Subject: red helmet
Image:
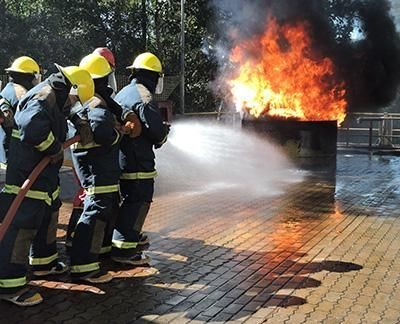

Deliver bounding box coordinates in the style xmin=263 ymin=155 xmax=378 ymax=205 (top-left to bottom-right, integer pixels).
xmin=93 ymin=47 xmax=115 ymax=68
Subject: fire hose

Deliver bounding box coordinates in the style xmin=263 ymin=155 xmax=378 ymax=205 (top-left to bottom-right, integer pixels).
xmin=0 ymin=135 xmax=81 ymax=243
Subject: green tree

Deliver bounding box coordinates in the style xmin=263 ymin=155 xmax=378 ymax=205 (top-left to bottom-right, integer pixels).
xmin=144 ymin=0 xmax=219 ymax=112
xmin=0 ymin=0 xmax=221 ymax=113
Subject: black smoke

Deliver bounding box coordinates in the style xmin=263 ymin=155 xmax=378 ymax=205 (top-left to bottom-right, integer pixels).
xmin=211 ymin=0 xmax=400 ymax=112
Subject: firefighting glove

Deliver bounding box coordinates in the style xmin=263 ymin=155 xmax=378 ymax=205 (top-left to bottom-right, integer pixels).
xmin=49 ymin=147 xmax=64 ymax=164
xmin=75 ymin=118 xmax=94 ymax=146
xmin=63 ymin=94 xmax=80 ymax=118
xmin=0 ymin=109 xmax=14 ymax=128
xmin=69 ymin=103 xmax=94 ymax=146
xmin=122 ymin=112 xmax=142 ymax=138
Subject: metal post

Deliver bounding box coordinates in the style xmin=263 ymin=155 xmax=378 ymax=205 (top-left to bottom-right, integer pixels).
xmin=180 ymin=0 xmax=185 ymax=114
xmin=389 ymin=118 xmax=394 ymax=146
xmin=369 ymin=121 xmax=373 ymax=154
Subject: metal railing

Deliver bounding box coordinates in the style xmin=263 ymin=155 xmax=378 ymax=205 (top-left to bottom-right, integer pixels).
xmin=338 ymin=112 xmax=400 ymax=152
xmin=202 ymin=111 xmax=400 ymax=153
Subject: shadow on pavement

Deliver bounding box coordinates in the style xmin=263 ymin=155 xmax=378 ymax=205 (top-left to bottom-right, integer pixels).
xmin=0 ymin=232 xmax=363 ymax=323
xmin=0 ymin=160 xmax=368 ymax=323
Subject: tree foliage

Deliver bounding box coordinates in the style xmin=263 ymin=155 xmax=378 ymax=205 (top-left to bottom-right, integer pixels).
xmin=0 ymin=0 xmax=219 ymax=112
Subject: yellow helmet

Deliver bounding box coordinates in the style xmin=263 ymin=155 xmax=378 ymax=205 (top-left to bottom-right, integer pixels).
xmin=79 ymin=53 xmax=112 ymax=79
xmin=5 ymin=56 xmax=40 ymax=74
xmin=54 ymin=64 xmax=94 ymax=104
xmin=127 ymin=52 xmax=162 ymax=73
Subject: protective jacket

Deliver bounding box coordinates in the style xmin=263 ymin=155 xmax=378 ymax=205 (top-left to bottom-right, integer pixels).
xmin=0 ymin=77 xmax=68 ymax=295
xmin=71 ymin=94 xmax=121 ymax=192
xmin=115 ymin=79 xmax=168 ymax=180
xmin=0 ymin=82 xmax=28 ymax=159
xmin=70 ymin=94 xmax=121 ymax=275
xmin=66 ymin=85 xmax=122 ymax=254
xmin=112 ymin=79 xmax=167 ymax=256
xmin=5 ymin=80 xmax=66 ymax=203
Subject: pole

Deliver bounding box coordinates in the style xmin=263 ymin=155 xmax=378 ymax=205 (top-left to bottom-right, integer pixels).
xmin=142 ymin=0 xmax=147 ymax=48
xmin=180 ymin=0 xmax=185 ymax=114
xmin=368 ymin=121 xmax=373 ymax=155
xmin=0 ymin=135 xmax=80 ymax=243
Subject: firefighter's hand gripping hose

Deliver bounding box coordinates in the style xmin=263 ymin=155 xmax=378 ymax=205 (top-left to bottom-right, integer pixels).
xmin=0 ymin=135 xmax=81 ymax=243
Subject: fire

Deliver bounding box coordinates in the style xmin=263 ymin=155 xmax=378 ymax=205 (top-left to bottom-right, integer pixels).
xmin=228 ymin=18 xmax=347 ymax=124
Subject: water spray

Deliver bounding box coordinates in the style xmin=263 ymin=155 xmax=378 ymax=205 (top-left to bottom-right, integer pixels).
xmin=155 ymin=120 xmax=304 ymax=197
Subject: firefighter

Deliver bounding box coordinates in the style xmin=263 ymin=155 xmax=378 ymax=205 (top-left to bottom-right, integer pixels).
xmin=68 ymin=53 xmax=127 ymax=283
xmin=0 ymin=65 xmax=94 ymax=306
xmin=0 ymin=57 xmax=41 ymax=222
xmin=66 ymin=48 xmax=139 ymax=257
xmin=66 ymin=47 xmax=119 ymax=251
xmin=111 ymin=52 xmax=169 ymax=265
xmin=0 ymin=56 xmax=41 ymax=162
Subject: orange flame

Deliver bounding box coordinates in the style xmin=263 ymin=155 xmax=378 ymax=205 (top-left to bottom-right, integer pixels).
xmin=228 ymin=18 xmax=347 ymax=124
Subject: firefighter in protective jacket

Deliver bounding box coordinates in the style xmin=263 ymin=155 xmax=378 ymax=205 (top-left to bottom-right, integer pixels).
xmin=0 ymin=56 xmax=41 ymax=163
xmin=112 ymin=52 xmax=169 ymax=265
xmin=0 ymin=65 xmax=94 ymax=306
xmin=69 ymin=53 xmax=123 ymax=283
xmin=66 ymin=47 xmax=121 ymax=250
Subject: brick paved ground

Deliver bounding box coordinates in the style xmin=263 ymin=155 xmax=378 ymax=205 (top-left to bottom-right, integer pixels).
xmin=1 ymin=154 xmax=400 ymax=323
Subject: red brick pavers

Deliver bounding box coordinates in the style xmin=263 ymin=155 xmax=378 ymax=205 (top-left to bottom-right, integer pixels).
xmin=1 ymin=155 xmax=400 ymax=323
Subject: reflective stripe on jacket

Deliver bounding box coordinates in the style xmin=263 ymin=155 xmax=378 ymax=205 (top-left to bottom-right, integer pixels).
xmin=4 ymin=184 xmax=60 ymax=206
xmin=120 ymin=171 xmax=158 ymax=180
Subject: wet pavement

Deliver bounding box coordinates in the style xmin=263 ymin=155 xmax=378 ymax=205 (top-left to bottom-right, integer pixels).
xmin=1 ymin=153 xmax=400 ymax=323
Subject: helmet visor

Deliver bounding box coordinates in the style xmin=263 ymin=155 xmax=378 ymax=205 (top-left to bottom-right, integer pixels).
xmin=155 ymin=74 xmax=164 ymax=95
xmin=108 ymin=72 xmax=118 ymax=94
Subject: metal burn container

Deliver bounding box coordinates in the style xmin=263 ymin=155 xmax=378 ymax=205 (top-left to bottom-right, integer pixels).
xmin=241 ymin=116 xmax=338 ymax=171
